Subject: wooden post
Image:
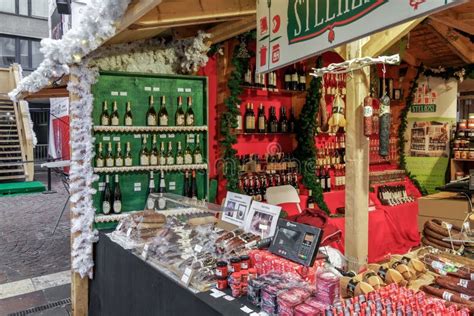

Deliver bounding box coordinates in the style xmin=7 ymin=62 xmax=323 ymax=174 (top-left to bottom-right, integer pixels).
xmin=69 ymin=74 xmax=89 ymax=316
xmin=344 ymin=40 xmax=370 ymax=271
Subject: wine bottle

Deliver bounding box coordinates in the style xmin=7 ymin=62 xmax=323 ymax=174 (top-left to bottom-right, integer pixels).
xmin=184 ymin=138 xmax=193 ymax=164
xmin=257 ymin=103 xmax=267 ymax=133
xmin=102 ymin=175 xmax=111 ymax=215
xmin=158 ymin=96 xmax=169 ymax=126
xmin=147 ymin=96 xmax=157 ymax=126
xmin=125 ymin=142 xmax=133 ymax=166
xmin=298 ymin=65 xmax=306 ymax=91
xmin=124 ymin=101 xmax=133 ymax=126
xmin=115 ymin=143 xmax=124 ymax=167
xmin=175 ymin=96 xmax=185 ymax=126
xmin=269 ymin=107 xmax=278 ymax=133
xmin=176 ymin=141 xmax=184 ymax=165
xmin=289 ymin=106 xmax=296 ymax=133
xmin=325 ymin=167 xmax=331 ymax=192
xmin=111 ymin=101 xmax=120 ymax=126
xmin=185 ymin=96 xmax=195 ymax=126
xmin=105 ymin=142 xmax=114 ymax=167
xmin=236 ymin=103 xmax=243 ymax=132
xmin=307 ymin=189 xmax=315 ymax=209
xmin=279 ymin=107 xmax=288 ymax=133
xmin=159 ymin=142 xmax=166 ymax=165
xmin=157 ymin=170 xmax=167 ymax=210
xmin=96 ymin=142 xmax=104 ymax=167
xmin=284 ymin=67 xmax=291 ymax=90
xmin=193 ymin=135 xmax=203 ymax=164
xmin=150 ymin=134 xmax=159 ymax=166
xmin=191 ymin=170 xmax=197 ymax=200
xmin=100 ymin=101 xmax=110 ymax=126
xmin=291 ymin=64 xmax=299 ymax=91
xmin=146 ymin=171 xmax=156 ymax=210
xmin=254 ymin=68 xmax=261 ymax=88
xmin=320 ymin=168 xmax=326 ymax=192
xmin=166 ymin=142 xmax=175 ymax=165
xmin=113 ymin=174 xmax=122 ymax=214
xmin=184 ymin=170 xmax=191 ymax=197
xmin=140 ymin=135 xmax=149 ymax=166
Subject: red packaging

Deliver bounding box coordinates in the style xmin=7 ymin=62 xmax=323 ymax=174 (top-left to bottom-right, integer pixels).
xmin=241 ymin=270 xmax=249 ymax=284
xmin=215 ymin=261 xmax=228 ymax=278
xmin=231 ymin=283 xmax=241 ymax=297
xmin=217 ymin=278 xmax=228 ymax=290
xmin=278 ymin=291 xmax=305 ymax=316
xmin=294 ymin=303 xmax=319 ymax=316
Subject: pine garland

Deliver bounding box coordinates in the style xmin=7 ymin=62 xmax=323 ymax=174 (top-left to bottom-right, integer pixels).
xmin=294 ymin=58 xmax=329 ymax=214
xmin=220 ymin=37 xmax=251 ymax=192
xmin=422 ymin=64 xmax=474 ymax=81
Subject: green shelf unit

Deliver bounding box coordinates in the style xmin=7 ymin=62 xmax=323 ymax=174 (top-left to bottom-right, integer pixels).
xmin=91 ymin=71 xmax=209 ymax=230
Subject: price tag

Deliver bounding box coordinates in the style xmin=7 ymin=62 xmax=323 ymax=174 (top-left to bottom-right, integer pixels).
xmin=134 ymin=183 xmax=142 ymax=192
xmin=210 ymin=290 xmax=225 ymax=298
xmin=223 ymin=295 xmax=234 ymax=301
xmin=259 ymin=224 xmax=268 ymax=231
xmin=116 ymin=221 xmax=123 ymax=231
xmin=194 ymin=244 xmax=203 ymax=253
xmin=240 ymin=306 xmax=253 ymax=314
xmin=159 ymin=134 xmax=166 ymax=139
xmin=126 ymin=228 xmax=132 ymax=237
xmin=181 ymin=267 xmax=193 ymax=286
xmin=102 ymin=136 xmax=110 ymax=141
xmin=98 ymin=182 xmax=105 ymax=191
xmin=152 ymin=87 xmax=160 ymax=92
xmin=167 ymin=134 xmax=175 ymax=138
xmin=113 ymin=136 xmax=121 ymax=142
xmin=133 ymin=134 xmax=141 ymax=139
xmin=141 ymin=244 xmax=150 ymax=260
xmin=249 ymin=313 xmax=260 ymax=316
xmin=144 ymin=87 xmax=152 ymax=91
xmin=185 ymin=88 xmax=192 ymax=93
xmin=119 ymin=91 xmax=127 ymax=96
xmin=111 ymin=91 xmax=119 ymax=96
xmin=187 ymin=134 xmax=195 ymax=143
xmin=177 ymin=88 xmax=184 ymax=93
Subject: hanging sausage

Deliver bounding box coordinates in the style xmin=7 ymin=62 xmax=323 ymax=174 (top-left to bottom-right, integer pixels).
xmin=379 ymin=93 xmax=391 ymax=157
xmin=363 ymin=94 xmax=374 ymax=137
xmin=317 ymin=87 xmax=329 ymax=133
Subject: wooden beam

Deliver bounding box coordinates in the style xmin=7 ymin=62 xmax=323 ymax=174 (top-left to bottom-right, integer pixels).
xmin=105 ymin=27 xmax=167 ymax=45
xmin=426 ymin=18 xmax=474 ymax=64
xmin=69 ymin=74 xmax=89 ymax=316
xmin=362 ymin=18 xmax=423 ymax=57
xmin=112 ymin=0 xmax=163 ymax=40
xmin=24 ymin=87 xmax=69 ymax=100
xmin=207 ymin=17 xmax=256 ymax=44
xmin=401 ymin=50 xmax=419 ymax=67
xmin=334 ymin=45 xmax=346 ymax=60
xmin=430 ymin=14 xmax=474 ymax=35
xmin=344 ymin=40 xmax=370 ymax=271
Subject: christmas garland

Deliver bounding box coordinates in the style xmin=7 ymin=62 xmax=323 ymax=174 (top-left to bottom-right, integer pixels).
xmin=398 ymin=66 xmax=428 ymax=196
xmin=294 ymin=58 xmax=329 ymax=214
xmin=423 ymin=64 xmax=474 ymax=81
xmin=220 ymin=35 xmax=252 ymax=192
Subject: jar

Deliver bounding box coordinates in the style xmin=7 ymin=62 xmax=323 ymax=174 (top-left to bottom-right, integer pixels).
xmin=230 ymin=257 xmax=241 ymax=272
xmin=460 ymin=120 xmax=467 ymax=129
xmin=461 ymin=150 xmax=468 ymax=159
xmin=228 ymin=272 xmax=241 ymax=286
xmin=468 ymin=119 xmax=474 ymax=129
xmin=216 ymin=261 xmax=228 ymax=278
xmin=231 ymin=283 xmax=241 ymax=297
xmin=454 ymin=139 xmax=461 ymax=149
xmin=470 ymin=151 xmax=474 ymax=160
xmin=456 ymin=171 xmax=465 ymax=180
xmin=216 ymin=277 xmax=228 ymax=290
xmin=248 ymin=268 xmax=257 ymax=281
xmin=241 ymin=270 xmax=249 ymax=283
xmin=240 ymin=255 xmax=250 ymax=270
xmin=469 ymin=113 xmax=474 ymax=120
xmin=454 ymin=150 xmax=461 ymax=159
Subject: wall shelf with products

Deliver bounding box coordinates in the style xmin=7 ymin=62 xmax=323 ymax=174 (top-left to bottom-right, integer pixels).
xmin=91 ymin=71 xmax=209 ymax=230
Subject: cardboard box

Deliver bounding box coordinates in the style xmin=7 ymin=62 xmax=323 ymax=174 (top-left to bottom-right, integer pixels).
xmin=417 ymin=192 xmax=471 ymax=232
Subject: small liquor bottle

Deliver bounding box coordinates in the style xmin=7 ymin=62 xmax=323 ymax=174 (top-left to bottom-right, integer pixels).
xmin=159 ymin=142 xmax=166 ymax=165
xmin=150 ymin=135 xmax=159 ymax=166
xmin=157 ymin=170 xmax=167 ymax=210
xmin=100 ymin=101 xmax=110 ymax=126
xmin=257 ymin=104 xmax=267 ymax=133
xmin=146 ymin=96 xmax=157 ymax=126
xmin=193 ymin=135 xmax=203 ymax=164
xmin=184 ymin=139 xmax=193 ymax=164
xmin=279 ymin=107 xmax=288 ymax=133
xmin=176 ymin=141 xmax=184 ymax=165
xmin=124 ymin=101 xmax=133 ymax=126
xmin=166 ymin=142 xmax=175 ymax=165
xmin=158 ymin=96 xmax=169 ymax=126
xmin=110 ymin=101 xmax=120 ymax=126
xmin=146 ymin=171 xmax=156 ymax=210
xmin=105 ymin=142 xmax=114 ymax=167
xmin=307 ymin=190 xmax=315 ymax=209
xmin=102 ymin=175 xmax=112 ymax=215
xmin=185 ymin=96 xmax=195 ymax=126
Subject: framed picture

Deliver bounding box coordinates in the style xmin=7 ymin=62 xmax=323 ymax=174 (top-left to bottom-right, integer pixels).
xmin=243 ymin=201 xmax=281 ymax=238
xmin=394 ymin=88 xmax=402 ymax=100
xmin=221 ymin=192 xmax=253 ymax=227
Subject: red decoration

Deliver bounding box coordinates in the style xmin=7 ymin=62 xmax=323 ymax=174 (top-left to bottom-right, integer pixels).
xmin=260 ymin=16 xmax=269 ymax=35
xmin=272 ymin=44 xmax=280 ymax=63
xmin=409 ymin=0 xmax=426 ymax=10
xmin=272 ymin=15 xmax=281 ymax=34
xmin=328 ymin=28 xmax=335 ymax=43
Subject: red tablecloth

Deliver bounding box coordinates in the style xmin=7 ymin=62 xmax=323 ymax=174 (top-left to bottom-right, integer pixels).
xmin=278 ymin=178 xmax=421 ymax=263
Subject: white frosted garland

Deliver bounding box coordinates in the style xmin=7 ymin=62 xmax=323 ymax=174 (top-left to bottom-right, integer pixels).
xmin=68 ymin=63 xmax=100 ymax=278
xmin=90 ymin=32 xmax=211 ymax=74
xmin=9 ymin=0 xmax=131 ymax=101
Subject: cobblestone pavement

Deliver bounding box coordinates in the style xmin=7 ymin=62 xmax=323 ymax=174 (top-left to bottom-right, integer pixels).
xmin=0 ymin=170 xmax=71 ymax=285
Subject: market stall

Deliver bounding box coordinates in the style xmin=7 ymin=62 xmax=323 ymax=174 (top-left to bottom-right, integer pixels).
xmin=9 ymin=0 xmax=474 ymax=315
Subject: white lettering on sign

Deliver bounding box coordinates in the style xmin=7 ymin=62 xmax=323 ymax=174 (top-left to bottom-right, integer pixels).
xmin=185 ymin=88 xmax=192 ymax=93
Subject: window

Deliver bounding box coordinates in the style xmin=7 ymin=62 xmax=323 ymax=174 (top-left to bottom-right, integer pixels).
xmin=0 ymin=0 xmax=49 ymax=18
xmin=0 ymin=36 xmax=43 ymax=71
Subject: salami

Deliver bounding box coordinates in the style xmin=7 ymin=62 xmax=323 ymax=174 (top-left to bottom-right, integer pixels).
xmin=363 ymin=95 xmax=374 ymax=136
xmin=422 ymin=285 xmax=474 ymax=305
xmin=317 ymin=90 xmax=329 ymax=133
xmin=424 ymin=293 xmax=474 ymax=313
xmin=436 ymin=276 xmax=474 ymax=297
xmin=378 ymin=94 xmax=391 ymax=157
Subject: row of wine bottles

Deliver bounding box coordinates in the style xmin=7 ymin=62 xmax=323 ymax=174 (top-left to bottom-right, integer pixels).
xmin=100 ymin=170 xmax=199 ymax=215
xmin=316 ymin=165 xmax=346 ymax=192
xmin=239 ymin=103 xmax=296 ymax=134
xmin=99 ymin=95 xmax=195 ymax=127
xmin=238 ymin=152 xmax=298 ymax=174
xmin=239 ymin=171 xmax=299 ymax=202
xmin=243 ymin=63 xmax=307 ymax=92
xmin=95 ymin=134 xmax=203 ymax=168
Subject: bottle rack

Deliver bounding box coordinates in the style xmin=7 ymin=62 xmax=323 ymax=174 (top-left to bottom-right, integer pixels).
xmin=91 ymin=71 xmax=209 ymax=230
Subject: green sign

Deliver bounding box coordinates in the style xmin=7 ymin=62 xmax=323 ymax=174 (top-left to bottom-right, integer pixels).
xmin=287 ymin=0 xmax=388 ymax=44
xmin=410 ymin=104 xmax=437 ymax=113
